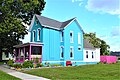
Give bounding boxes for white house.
[83,39,100,63]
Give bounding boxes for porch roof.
[13,42,44,48]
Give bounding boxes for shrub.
[7,60,14,67]
[35,57,39,63]
[50,64,62,67]
[22,61,33,68]
[13,63,22,68]
[37,63,44,67]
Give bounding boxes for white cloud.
[85,0,120,16]
[72,0,83,6]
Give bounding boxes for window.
[78,46,81,51]
[70,46,74,59]
[86,51,88,58]
[92,52,94,58]
[70,31,73,43]
[36,19,39,25]
[61,31,64,42]
[60,46,64,58]
[37,29,41,41]
[78,33,81,44]
[33,30,36,41]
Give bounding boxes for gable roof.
[29,14,84,31]
[84,39,95,49]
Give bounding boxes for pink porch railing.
[100,56,117,64]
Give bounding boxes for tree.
[0,0,46,53]
[84,33,110,55]
[100,40,110,55]
[84,33,101,48]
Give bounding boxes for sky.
[23,0,120,51]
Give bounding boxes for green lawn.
[23,62,120,80]
[0,70,21,80]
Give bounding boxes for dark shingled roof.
[35,14,75,30]
[84,39,95,49]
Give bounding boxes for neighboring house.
[83,39,100,64]
[0,49,13,61]
[13,14,100,66]
[110,51,120,60]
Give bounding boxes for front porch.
[13,42,43,63]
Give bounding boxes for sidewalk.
[0,65,50,80]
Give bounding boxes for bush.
[22,61,33,68]
[50,64,62,67]
[37,63,44,67]
[7,60,14,67]
[13,63,22,68]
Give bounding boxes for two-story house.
[13,14,99,66]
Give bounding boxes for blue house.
[14,14,99,66]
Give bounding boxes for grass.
[23,62,120,80]
[0,70,21,80]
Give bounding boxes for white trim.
[70,46,74,59]
[63,18,84,33]
[92,52,94,59]
[60,31,64,42]
[42,25,60,30]
[86,51,88,59]
[42,60,98,63]
[78,32,81,44]
[32,30,36,42]
[70,31,74,43]
[37,28,41,41]
[29,15,35,31]
[60,46,64,59]
[63,18,76,29]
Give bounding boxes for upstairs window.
[33,30,36,41]
[70,46,74,59]
[86,51,88,58]
[37,28,41,41]
[70,31,73,43]
[92,52,94,58]
[61,31,64,42]
[78,33,81,44]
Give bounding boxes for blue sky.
[23,0,120,51]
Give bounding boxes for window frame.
[78,46,81,51]
[33,30,36,42]
[61,31,64,42]
[86,51,88,58]
[37,28,41,41]
[60,46,64,59]
[70,31,74,43]
[70,46,74,59]
[92,52,94,59]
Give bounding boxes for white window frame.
[70,31,74,43]
[70,46,74,59]
[86,51,88,59]
[78,46,81,51]
[61,31,64,42]
[60,46,64,59]
[33,30,36,42]
[78,32,81,44]
[37,28,41,41]
[92,52,94,59]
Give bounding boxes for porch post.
[18,48,20,60]
[29,44,31,60]
[23,47,25,61]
